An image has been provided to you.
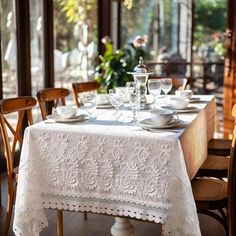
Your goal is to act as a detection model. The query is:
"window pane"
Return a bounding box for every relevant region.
[30,0,44,122]
[1,0,17,97]
[30,0,44,97]
[53,0,98,94]
[192,0,226,92]
[121,0,192,77]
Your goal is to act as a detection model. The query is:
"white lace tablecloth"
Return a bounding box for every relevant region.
[13,95,215,236]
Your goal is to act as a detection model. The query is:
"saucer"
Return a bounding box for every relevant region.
[96,103,113,109]
[161,105,200,113]
[140,118,183,129]
[188,97,201,103]
[46,114,89,123]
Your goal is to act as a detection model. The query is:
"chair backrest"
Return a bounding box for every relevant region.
[0,96,36,175]
[228,104,236,236]
[172,78,188,90]
[72,81,99,107]
[37,88,70,120]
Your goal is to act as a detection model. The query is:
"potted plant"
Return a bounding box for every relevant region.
[95,35,147,93]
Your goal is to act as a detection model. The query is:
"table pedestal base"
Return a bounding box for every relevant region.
[111,217,134,236]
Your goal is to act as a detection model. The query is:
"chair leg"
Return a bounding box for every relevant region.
[0,175,2,219]
[3,193,14,236]
[160,224,163,236]
[218,209,227,223]
[57,210,63,236]
[83,212,87,221]
[218,209,228,236]
[0,175,2,208]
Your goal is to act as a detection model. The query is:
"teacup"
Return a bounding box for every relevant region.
[150,109,174,124]
[115,87,127,102]
[96,94,109,105]
[115,87,126,95]
[170,97,189,109]
[175,90,193,99]
[56,106,77,119]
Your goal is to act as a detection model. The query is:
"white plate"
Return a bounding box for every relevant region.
[140,118,183,128]
[188,97,201,103]
[161,105,200,113]
[46,114,89,123]
[96,103,113,109]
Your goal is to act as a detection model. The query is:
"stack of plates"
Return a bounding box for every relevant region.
[188,97,201,103]
[96,94,113,108]
[96,102,113,109]
[140,118,183,129]
[46,114,89,123]
[161,105,199,113]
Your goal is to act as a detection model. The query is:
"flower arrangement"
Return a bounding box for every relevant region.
[95,35,147,93]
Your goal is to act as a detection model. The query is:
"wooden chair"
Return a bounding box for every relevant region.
[172,77,188,90]
[72,81,100,107]
[208,138,231,156]
[227,126,236,236]
[36,88,70,120]
[197,105,236,179]
[192,104,236,236]
[0,97,37,236]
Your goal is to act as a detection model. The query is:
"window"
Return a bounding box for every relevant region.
[53,0,98,92]
[1,0,17,98]
[30,0,44,96]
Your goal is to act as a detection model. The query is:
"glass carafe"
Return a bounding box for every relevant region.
[128,57,152,110]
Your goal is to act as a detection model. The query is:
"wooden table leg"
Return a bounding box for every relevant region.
[111,217,134,236]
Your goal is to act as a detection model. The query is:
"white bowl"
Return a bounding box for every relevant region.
[115,87,126,94]
[170,97,189,109]
[56,106,77,119]
[96,94,109,105]
[150,109,174,124]
[115,87,127,102]
[175,90,193,99]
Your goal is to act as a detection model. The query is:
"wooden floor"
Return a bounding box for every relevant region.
[0,175,226,236]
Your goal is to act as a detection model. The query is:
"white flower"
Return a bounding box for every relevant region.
[133,35,146,48]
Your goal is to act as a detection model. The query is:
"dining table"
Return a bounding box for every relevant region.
[13,95,216,236]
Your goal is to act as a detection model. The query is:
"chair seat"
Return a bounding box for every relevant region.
[192,178,227,201]
[208,138,231,156]
[201,155,229,170]
[197,155,229,178]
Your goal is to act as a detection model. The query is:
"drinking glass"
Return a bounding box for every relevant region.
[109,89,123,110]
[161,78,172,96]
[148,79,161,108]
[126,86,138,123]
[81,92,97,118]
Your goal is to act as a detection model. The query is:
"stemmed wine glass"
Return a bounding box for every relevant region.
[148,79,161,109]
[160,78,172,97]
[126,83,139,123]
[81,92,97,118]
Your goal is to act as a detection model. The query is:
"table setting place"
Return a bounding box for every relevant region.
[43,79,203,137]
[43,57,205,134]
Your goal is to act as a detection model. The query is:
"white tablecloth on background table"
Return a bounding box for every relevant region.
[13,95,216,236]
